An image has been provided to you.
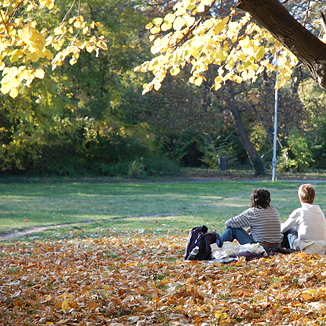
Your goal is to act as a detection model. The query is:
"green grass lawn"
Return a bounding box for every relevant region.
[1,177,326,241]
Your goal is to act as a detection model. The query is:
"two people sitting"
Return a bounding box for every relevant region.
[220,184,326,255]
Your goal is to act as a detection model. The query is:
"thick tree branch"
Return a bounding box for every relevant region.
[236,0,326,91]
[321,11,326,33]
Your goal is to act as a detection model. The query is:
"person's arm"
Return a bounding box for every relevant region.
[281,209,300,232]
[225,208,252,228]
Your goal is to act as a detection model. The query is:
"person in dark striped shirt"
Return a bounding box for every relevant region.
[220,188,282,252]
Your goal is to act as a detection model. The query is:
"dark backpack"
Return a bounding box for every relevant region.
[184,225,223,261]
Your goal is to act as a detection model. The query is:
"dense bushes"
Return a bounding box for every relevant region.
[0,121,249,177]
[311,118,326,169]
[160,130,248,169]
[1,101,325,177]
[2,119,326,177]
[0,128,180,177]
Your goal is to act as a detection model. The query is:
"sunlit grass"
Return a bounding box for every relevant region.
[0,178,326,240]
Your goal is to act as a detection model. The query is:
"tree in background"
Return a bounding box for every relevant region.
[0,0,182,176]
[1,0,326,176]
[135,0,326,174]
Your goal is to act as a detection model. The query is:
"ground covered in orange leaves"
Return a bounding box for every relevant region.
[1,231,326,325]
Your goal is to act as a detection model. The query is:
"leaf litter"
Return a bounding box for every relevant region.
[1,230,326,325]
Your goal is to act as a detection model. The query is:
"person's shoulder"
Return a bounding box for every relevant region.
[258,205,276,210]
[251,206,272,213]
[242,207,255,215]
[288,206,303,217]
[268,205,279,211]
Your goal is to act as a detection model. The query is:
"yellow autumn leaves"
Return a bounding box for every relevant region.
[146,13,195,34]
[0,1,107,97]
[39,0,55,10]
[0,20,50,97]
[1,67,45,98]
[2,232,326,325]
[135,0,299,94]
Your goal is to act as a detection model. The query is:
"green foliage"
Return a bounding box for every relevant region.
[249,122,272,162]
[91,161,130,176]
[40,155,88,176]
[142,157,181,176]
[298,77,326,113]
[160,129,247,170]
[0,0,160,177]
[88,134,152,165]
[127,157,180,178]
[311,118,326,169]
[0,102,179,177]
[1,0,326,177]
[252,156,267,176]
[277,128,314,172]
[277,148,297,173]
[159,132,204,167]
[128,158,146,178]
[91,157,180,178]
[287,129,314,171]
[201,130,246,169]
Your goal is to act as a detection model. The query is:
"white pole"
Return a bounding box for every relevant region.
[272,61,278,181]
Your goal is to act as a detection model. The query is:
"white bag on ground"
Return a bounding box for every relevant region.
[210,241,266,260]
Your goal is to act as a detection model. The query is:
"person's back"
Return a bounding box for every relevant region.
[248,206,283,244]
[221,188,282,252]
[296,203,326,241]
[281,184,326,253]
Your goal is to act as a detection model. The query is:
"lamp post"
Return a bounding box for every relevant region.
[272,58,278,181]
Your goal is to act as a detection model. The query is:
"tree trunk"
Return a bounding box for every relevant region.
[225,82,267,175]
[236,0,326,92]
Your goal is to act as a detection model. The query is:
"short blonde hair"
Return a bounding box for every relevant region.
[298,184,315,204]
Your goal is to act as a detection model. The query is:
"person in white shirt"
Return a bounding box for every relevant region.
[281,184,326,254]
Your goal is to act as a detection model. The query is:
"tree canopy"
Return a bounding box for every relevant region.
[1,0,326,176]
[135,0,326,94]
[0,0,107,97]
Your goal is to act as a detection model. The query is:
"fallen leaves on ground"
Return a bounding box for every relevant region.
[1,231,326,325]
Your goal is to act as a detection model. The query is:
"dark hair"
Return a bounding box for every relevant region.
[250,188,271,208]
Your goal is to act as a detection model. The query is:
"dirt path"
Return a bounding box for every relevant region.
[0,221,95,241]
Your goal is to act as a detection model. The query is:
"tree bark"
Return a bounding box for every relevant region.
[225,82,267,175]
[236,0,326,92]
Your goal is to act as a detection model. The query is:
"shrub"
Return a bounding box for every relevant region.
[142,157,181,176]
[90,161,130,176]
[161,130,246,169]
[277,128,314,172]
[128,159,146,178]
[311,118,326,169]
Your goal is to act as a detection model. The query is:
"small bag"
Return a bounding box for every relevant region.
[184,225,223,261]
